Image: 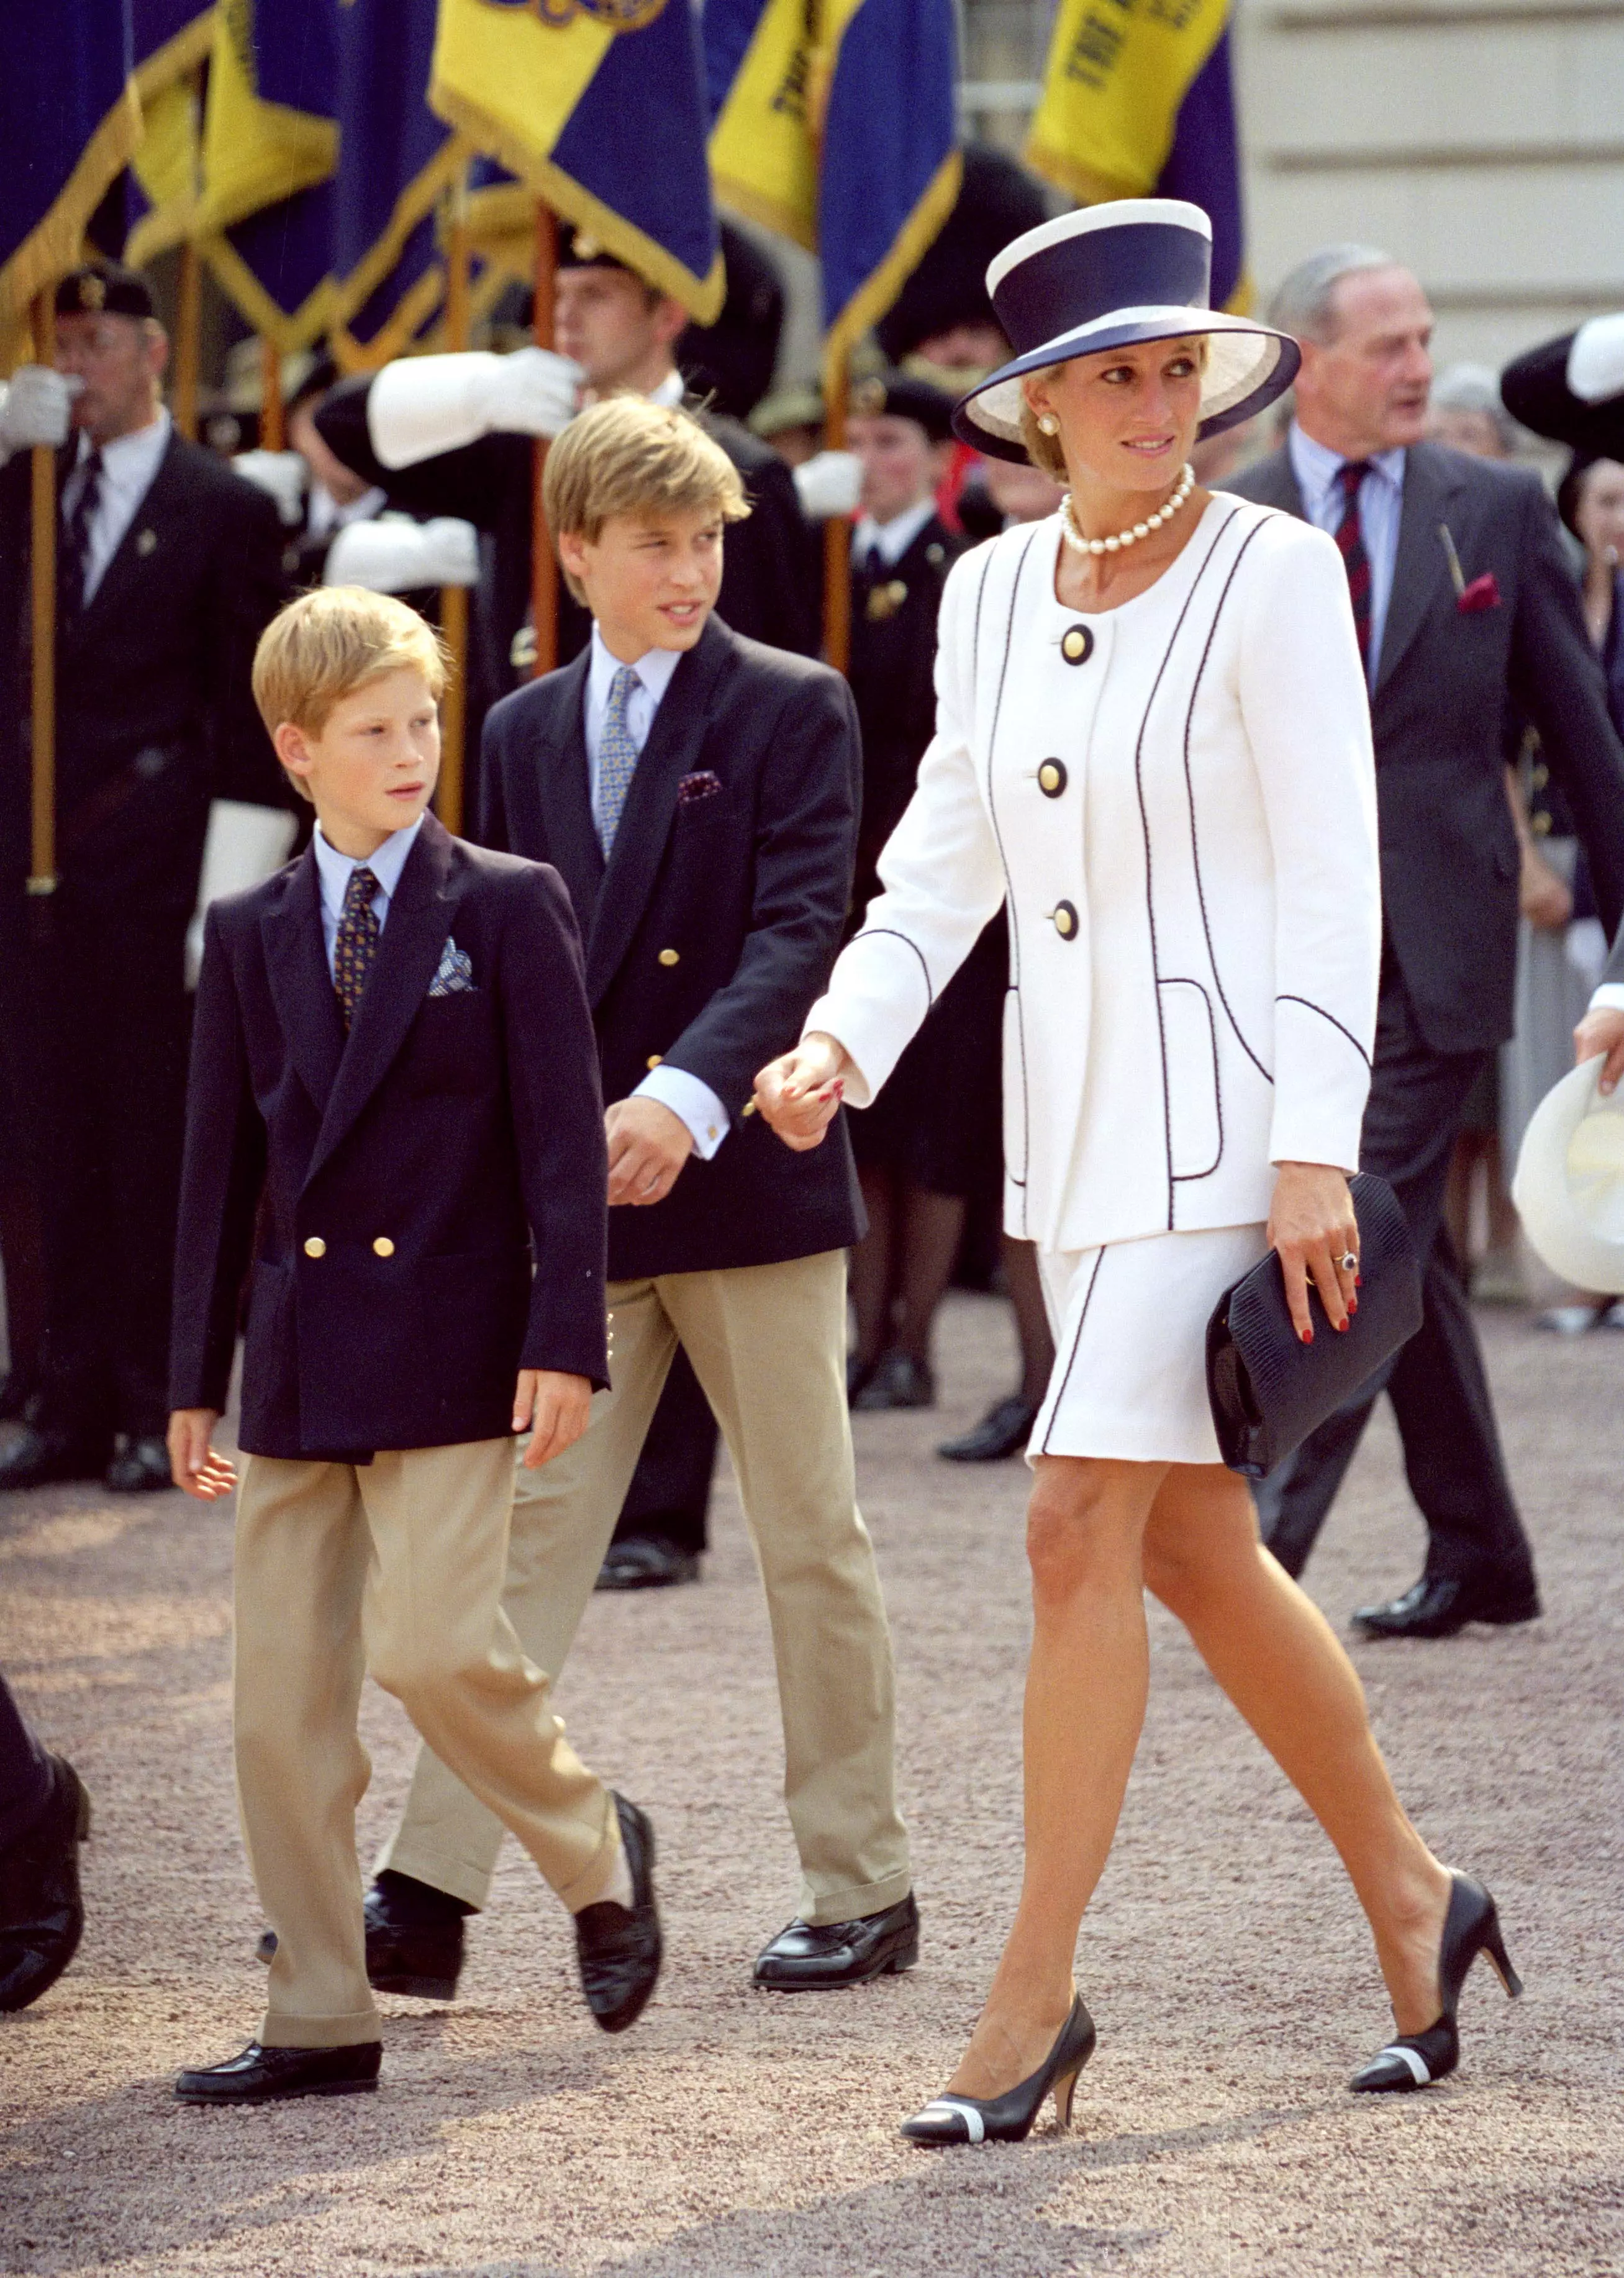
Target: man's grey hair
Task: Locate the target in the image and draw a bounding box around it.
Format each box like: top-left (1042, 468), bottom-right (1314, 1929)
top-left (1268, 245), bottom-right (1402, 344)
top-left (1430, 361), bottom-right (1520, 450)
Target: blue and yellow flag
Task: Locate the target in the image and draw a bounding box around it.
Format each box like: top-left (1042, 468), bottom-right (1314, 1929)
top-left (1, 0), bottom-right (142, 327)
top-left (196, 0), bottom-right (337, 348)
top-left (429, 0), bottom-right (722, 322)
top-left (703, 0), bottom-right (958, 388)
top-left (1026, 0), bottom-right (1246, 309)
top-left (124, 1), bottom-right (215, 270)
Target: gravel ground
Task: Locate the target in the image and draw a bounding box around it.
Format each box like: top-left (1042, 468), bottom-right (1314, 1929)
top-left (1, 1293), bottom-right (1620, 2278)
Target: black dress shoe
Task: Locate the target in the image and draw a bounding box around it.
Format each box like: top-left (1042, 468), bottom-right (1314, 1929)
top-left (0, 1424), bottom-right (111, 1492)
top-left (937, 1394), bottom-right (1040, 1463)
top-left (256, 1870), bottom-right (469, 1998)
top-left (1350, 1870), bottom-right (1522, 2092)
top-left (595, 1535), bottom-right (700, 1592)
top-left (175, 2038), bottom-right (382, 2105)
top-left (1351, 1572), bottom-right (1541, 1640)
top-left (574, 1794), bottom-right (661, 2033)
top-left (753, 1890), bottom-right (919, 1990)
top-left (852, 1353), bottom-right (935, 1413)
top-left (0, 1754), bottom-right (91, 2012)
top-left (104, 1435), bottom-right (176, 1494)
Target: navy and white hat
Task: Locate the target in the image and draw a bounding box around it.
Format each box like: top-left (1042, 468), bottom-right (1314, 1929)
top-left (1511, 1058), bottom-right (1624, 1296)
top-left (953, 199), bottom-right (1300, 463)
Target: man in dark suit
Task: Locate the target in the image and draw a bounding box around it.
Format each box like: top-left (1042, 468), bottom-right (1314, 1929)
top-left (1229, 247), bottom-right (1624, 1638)
top-left (363, 397), bottom-right (914, 2000)
top-left (0, 263), bottom-right (289, 1494)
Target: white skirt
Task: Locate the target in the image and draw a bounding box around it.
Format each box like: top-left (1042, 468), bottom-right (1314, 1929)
top-left (1028, 1225), bottom-right (1269, 1466)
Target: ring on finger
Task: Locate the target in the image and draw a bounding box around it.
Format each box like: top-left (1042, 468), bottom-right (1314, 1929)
top-left (1338, 1250), bottom-right (1358, 1273)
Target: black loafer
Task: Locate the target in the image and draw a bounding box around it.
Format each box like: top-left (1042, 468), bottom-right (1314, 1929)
top-left (753, 1890), bottom-right (919, 1990)
top-left (0, 1424), bottom-right (111, 1492)
top-left (937, 1394), bottom-right (1040, 1463)
top-left (1351, 1573), bottom-right (1541, 1641)
top-left (0, 1753), bottom-right (92, 2013)
top-left (256, 1871), bottom-right (468, 1998)
top-left (104, 1435), bottom-right (176, 1494)
top-left (595, 1536), bottom-right (700, 1592)
top-left (175, 2038), bottom-right (382, 2105)
top-left (574, 1794), bottom-right (661, 2033)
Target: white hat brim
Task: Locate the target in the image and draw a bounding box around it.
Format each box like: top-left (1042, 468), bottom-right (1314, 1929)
top-left (1512, 1056), bottom-right (1624, 1294)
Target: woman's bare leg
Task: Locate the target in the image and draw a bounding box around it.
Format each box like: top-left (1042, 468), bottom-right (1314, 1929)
top-left (1141, 1463), bottom-right (1452, 2032)
top-left (947, 1454), bottom-right (1165, 2099)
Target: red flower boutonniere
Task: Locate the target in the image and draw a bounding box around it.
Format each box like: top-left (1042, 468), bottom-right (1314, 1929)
top-left (1456, 572), bottom-right (1501, 614)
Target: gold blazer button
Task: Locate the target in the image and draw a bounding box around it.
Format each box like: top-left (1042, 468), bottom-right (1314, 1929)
top-left (1060, 625), bottom-right (1094, 665)
top-left (1051, 901), bottom-right (1079, 940)
top-left (373, 1237), bottom-right (395, 1258)
top-left (1038, 759), bottom-right (1068, 798)
top-left (646, 1054), bottom-right (663, 1069)
top-left (658, 948), bottom-right (680, 966)
top-left (303, 1237), bottom-right (326, 1259)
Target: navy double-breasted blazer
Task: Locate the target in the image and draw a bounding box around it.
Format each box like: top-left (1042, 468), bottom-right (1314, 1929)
top-left (169, 812), bottom-right (609, 1460)
top-left (480, 615), bottom-right (866, 1281)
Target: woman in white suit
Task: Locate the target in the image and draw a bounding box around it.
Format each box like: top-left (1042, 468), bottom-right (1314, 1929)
top-left (756, 202), bottom-right (1521, 2142)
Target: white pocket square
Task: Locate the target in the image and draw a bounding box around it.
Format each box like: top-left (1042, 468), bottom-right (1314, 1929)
top-left (428, 939), bottom-right (475, 996)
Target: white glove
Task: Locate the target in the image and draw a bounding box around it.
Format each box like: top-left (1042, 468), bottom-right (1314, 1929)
top-left (1567, 313), bottom-right (1624, 406)
top-left (0, 365), bottom-right (78, 460)
top-left (232, 449), bottom-right (309, 526)
top-left (324, 514), bottom-right (480, 592)
top-left (792, 448), bottom-right (864, 520)
top-left (367, 347), bottom-right (583, 469)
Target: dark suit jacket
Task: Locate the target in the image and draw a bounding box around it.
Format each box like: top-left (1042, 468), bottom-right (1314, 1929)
top-left (481, 615), bottom-right (865, 1280)
top-left (1227, 441), bottom-right (1624, 1052)
top-left (170, 812), bottom-right (609, 1460)
top-left (315, 376), bottom-right (820, 737)
top-left (0, 428), bottom-right (291, 911)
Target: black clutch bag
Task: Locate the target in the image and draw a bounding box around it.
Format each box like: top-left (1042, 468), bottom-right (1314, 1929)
top-left (1205, 1172), bottom-right (1422, 1479)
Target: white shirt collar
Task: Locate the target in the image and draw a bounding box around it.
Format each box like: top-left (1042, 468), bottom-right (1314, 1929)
top-left (312, 813), bottom-right (425, 913)
top-left (649, 370), bottom-right (686, 410)
top-left (1288, 421), bottom-right (1405, 511)
top-left (587, 624), bottom-right (683, 714)
top-left (852, 496), bottom-right (937, 569)
top-left (76, 406), bottom-right (170, 483)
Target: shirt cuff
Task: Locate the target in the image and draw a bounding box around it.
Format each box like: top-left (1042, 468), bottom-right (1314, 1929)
top-left (1588, 982), bottom-right (1624, 1015)
top-left (633, 1064), bottom-right (730, 1159)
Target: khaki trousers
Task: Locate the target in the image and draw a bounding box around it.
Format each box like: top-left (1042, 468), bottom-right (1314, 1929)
top-left (379, 1250), bottom-right (910, 1927)
top-left (234, 1438), bottom-right (620, 2048)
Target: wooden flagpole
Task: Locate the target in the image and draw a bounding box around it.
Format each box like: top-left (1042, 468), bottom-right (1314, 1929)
top-left (437, 166), bottom-right (473, 834)
top-left (172, 239), bottom-right (202, 441)
top-left (821, 350), bottom-right (852, 673)
top-left (27, 289), bottom-right (57, 902)
top-left (530, 202), bottom-right (559, 679)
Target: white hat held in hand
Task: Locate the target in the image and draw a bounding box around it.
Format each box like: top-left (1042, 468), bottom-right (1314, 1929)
top-left (1512, 1057), bottom-right (1624, 1294)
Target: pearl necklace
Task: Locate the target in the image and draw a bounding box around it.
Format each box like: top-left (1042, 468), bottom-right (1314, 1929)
top-left (1059, 462), bottom-right (1196, 557)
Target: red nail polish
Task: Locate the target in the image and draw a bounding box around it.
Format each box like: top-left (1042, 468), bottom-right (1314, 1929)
top-left (1336, 1320), bottom-right (1349, 1332)
top-left (1355, 1274), bottom-right (1363, 1287)
top-left (1300, 1328), bottom-right (1313, 1345)
top-left (1349, 1297), bottom-right (1358, 1315)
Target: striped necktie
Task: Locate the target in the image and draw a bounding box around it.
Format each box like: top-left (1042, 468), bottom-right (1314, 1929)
top-left (1334, 460), bottom-right (1373, 675)
top-left (333, 866), bottom-right (381, 1031)
top-left (596, 663), bottom-right (641, 858)
top-left (60, 446), bottom-right (104, 619)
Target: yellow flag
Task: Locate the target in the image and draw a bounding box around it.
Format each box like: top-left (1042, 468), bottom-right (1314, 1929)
top-left (194, 1), bottom-right (336, 240)
top-left (1026, 0), bottom-right (1229, 207)
top-left (707, 0), bottom-right (822, 251)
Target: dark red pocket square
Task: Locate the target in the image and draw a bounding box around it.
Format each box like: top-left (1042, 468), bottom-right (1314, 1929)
top-left (1457, 573), bottom-right (1500, 614)
top-left (676, 769), bottom-right (723, 803)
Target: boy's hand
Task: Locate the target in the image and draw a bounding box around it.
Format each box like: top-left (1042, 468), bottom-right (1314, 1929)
top-left (606, 1097), bottom-right (693, 1206)
top-left (514, 1371), bottom-right (592, 1468)
top-left (168, 1410), bottom-right (238, 1500)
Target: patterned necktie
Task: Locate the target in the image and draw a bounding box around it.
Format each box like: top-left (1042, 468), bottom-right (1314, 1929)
top-left (60, 445), bottom-right (104, 618)
top-left (596, 663), bottom-right (642, 858)
top-left (1334, 459), bottom-right (1373, 676)
top-left (333, 865), bottom-right (381, 1031)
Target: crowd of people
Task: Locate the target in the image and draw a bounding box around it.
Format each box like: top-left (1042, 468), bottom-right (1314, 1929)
top-left (2, 159), bottom-right (1624, 2149)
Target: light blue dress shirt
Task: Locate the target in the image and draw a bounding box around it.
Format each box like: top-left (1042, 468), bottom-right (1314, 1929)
top-left (1288, 423), bottom-right (1406, 686)
top-left (311, 815), bottom-right (424, 979)
top-left (583, 627), bottom-right (729, 1160)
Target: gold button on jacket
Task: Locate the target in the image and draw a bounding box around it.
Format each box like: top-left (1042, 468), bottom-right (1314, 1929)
top-left (658, 948), bottom-right (680, 967)
top-left (303, 1237), bottom-right (325, 1259)
top-left (646, 1054), bottom-right (663, 1069)
top-left (373, 1237), bottom-right (395, 1258)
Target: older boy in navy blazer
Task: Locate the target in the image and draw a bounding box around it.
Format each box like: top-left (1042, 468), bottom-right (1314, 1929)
top-left (166, 589), bottom-right (660, 2105)
top-left (367, 397), bottom-right (915, 1997)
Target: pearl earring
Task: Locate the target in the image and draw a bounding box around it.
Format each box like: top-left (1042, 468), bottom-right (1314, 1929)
top-left (1038, 414), bottom-right (1059, 435)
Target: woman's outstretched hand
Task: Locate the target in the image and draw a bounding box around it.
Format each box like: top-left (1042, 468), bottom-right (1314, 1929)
top-left (751, 1032), bottom-right (850, 1151)
top-left (1269, 1161), bottom-right (1360, 1343)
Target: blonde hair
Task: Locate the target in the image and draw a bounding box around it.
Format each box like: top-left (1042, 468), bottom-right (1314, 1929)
top-left (1019, 335), bottom-right (1212, 478)
top-left (544, 395), bottom-right (748, 601)
top-left (253, 584), bottom-right (447, 736)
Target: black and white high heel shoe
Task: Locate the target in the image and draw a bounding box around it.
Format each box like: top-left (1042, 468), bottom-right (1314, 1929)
top-left (900, 1995), bottom-right (1097, 2146)
top-left (1351, 1870), bottom-right (1523, 2093)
